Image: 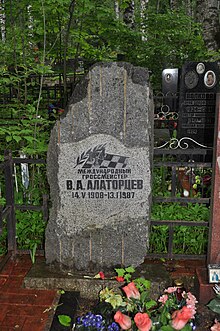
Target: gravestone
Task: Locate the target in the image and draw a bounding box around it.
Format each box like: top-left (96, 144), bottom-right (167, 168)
top-left (154, 68), bottom-right (179, 146)
top-left (45, 62), bottom-right (154, 272)
top-left (178, 61), bottom-right (219, 147)
top-left (162, 68), bottom-right (179, 113)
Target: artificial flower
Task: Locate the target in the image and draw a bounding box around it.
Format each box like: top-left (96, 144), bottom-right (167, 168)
top-left (164, 286), bottom-right (177, 294)
top-left (74, 271), bottom-right (198, 331)
top-left (134, 312), bottom-right (152, 331)
top-left (99, 272), bottom-right (105, 279)
top-left (122, 282), bottom-right (140, 300)
top-left (114, 311), bottom-right (132, 330)
top-left (105, 294), bottom-right (124, 309)
top-left (171, 306), bottom-right (196, 330)
top-left (185, 291), bottom-right (198, 309)
top-left (94, 271), bottom-right (105, 279)
top-left (158, 294), bottom-right (168, 305)
top-left (211, 319), bottom-right (220, 331)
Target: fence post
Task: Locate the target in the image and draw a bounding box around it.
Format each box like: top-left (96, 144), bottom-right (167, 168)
top-left (4, 150), bottom-right (16, 254)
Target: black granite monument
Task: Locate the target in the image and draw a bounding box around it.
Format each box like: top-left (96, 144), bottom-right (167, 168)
top-left (178, 62), bottom-right (219, 147)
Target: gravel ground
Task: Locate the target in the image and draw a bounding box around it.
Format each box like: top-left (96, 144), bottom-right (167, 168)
top-left (195, 304), bottom-right (217, 330)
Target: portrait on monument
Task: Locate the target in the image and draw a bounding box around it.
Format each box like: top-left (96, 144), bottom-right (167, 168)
top-left (208, 264), bottom-right (220, 283)
top-left (196, 62), bottom-right (205, 74)
top-left (204, 70), bottom-right (216, 88)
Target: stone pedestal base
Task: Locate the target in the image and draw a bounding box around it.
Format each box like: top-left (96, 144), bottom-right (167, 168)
top-left (195, 267), bottom-right (215, 304)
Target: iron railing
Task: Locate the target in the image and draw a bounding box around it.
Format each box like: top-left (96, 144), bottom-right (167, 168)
top-left (0, 151), bottom-right (48, 269)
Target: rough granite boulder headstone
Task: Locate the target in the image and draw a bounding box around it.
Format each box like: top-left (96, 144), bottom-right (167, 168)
top-left (45, 62), bottom-right (154, 272)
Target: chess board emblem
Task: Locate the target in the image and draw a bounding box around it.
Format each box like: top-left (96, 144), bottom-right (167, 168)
top-left (74, 144), bottom-right (129, 169)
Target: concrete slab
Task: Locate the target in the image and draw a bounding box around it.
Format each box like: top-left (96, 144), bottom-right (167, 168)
top-left (23, 259), bottom-right (171, 300)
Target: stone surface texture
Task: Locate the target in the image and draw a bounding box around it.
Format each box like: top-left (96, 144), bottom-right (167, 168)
top-left (24, 259), bottom-right (171, 301)
top-left (45, 62), bottom-right (154, 271)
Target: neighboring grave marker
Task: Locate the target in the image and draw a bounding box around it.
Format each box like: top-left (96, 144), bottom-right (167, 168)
top-left (178, 62), bottom-right (219, 147)
top-left (162, 68), bottom-right (179, 113)
top-left (45, 62), bottom-right (154, 272)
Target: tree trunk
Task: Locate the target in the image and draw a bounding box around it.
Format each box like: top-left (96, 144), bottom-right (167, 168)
top-left (196, 0), bottom-right (220, 51)
top-left (170, 0), bottom-right (178, 11)
top-left (123, 0), bottom-right (135, 28)
top-left (63, 0), bottom-right (76, 106)
top-left (114, 0), bottom-right (119, 19)
top-left (0, 0), bottom-right (6, 42)
top-left (140, 0), bottom-right (149, 40)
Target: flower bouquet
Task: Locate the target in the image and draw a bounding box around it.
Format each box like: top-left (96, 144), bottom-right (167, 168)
top-left (73, 267), bottom-right (197, 331)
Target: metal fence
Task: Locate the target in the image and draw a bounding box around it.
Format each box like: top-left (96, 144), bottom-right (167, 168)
top-left (0, 89), bottom-right (216, 264)
top-left (147, 91), bottom-right (213, 259)
top-left (148, 147), bottom-right (212, 259)
top-left (0, 151), bottom-right (48, 268)
top-left (0, 73), bottom-right (83, 120)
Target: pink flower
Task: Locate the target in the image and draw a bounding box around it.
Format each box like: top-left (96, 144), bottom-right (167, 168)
top-left (99, 271), bottom-right (105, 279)
top-left (122, 282), bottom-right (140, 300)
top-left (186, 292), bottom-right (198, 309)
top-left (171, 306), bottom-right (195, 330)
top-left (158, 294), bottom-right (168, 305)
top-left (114, 311), bottom-right (132, 330)
top-left (211, 319), bottom-right (220, 331)
top-left (116, 276), bottom-right (125, 282)
top-left (164, 286), bottom-right (177, 294)
top-left (134, 312), bottom-right (152, 331)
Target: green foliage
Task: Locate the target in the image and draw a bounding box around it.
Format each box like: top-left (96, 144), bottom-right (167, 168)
top-left (30, 243), bottom-right (37, 264)
top-left (161, 326), bottom-right (192, 331)
top-left (15, 210), bottom-right (46, 250)
top-left (150, 203), bottom-right (209, 255)
top-left (174, 225), bottom-right (208, 254)
top-left (0, 0), bottom-right (210, 96)
top-left (151, 203), bottom-right (210, 221)
top-left (135, 277), bottom-right (151, 292)
top-left (0, 198), bottom-right (6, 206)
top-left (0, 0), bottom-right (215, 261)
top-left (58, 315), bottom-right (71, 327)
top-left (0, 104), bottom-right (50, 157)
top-left (207, 294), bottom-right (220, 314)
top-left (115, 266), bottom-right (135, 283)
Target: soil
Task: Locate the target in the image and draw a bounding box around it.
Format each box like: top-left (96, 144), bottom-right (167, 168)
top-left (195, 304), bottom-right (217, 331)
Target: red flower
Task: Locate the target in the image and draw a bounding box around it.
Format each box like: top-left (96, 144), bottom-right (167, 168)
top-left (116, 276), bottom-right (125, 282)
top-left (122, 282), bottom-right (140, 300)
top-left (99, 271), bottom-right (105, 279)
top-left (134, 312), bottom-right (152, 331)
top-left (171, 306), bottom-right (195, 330)
top-left (114, 311), bottom-right (132, 330)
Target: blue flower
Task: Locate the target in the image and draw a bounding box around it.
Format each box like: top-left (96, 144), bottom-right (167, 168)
top-left (107, 322), bottom-right (119, 331)
top-left (95, 315), bottom-right (103, 322)
top-left (75, 312), bottom-right (107, 330)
